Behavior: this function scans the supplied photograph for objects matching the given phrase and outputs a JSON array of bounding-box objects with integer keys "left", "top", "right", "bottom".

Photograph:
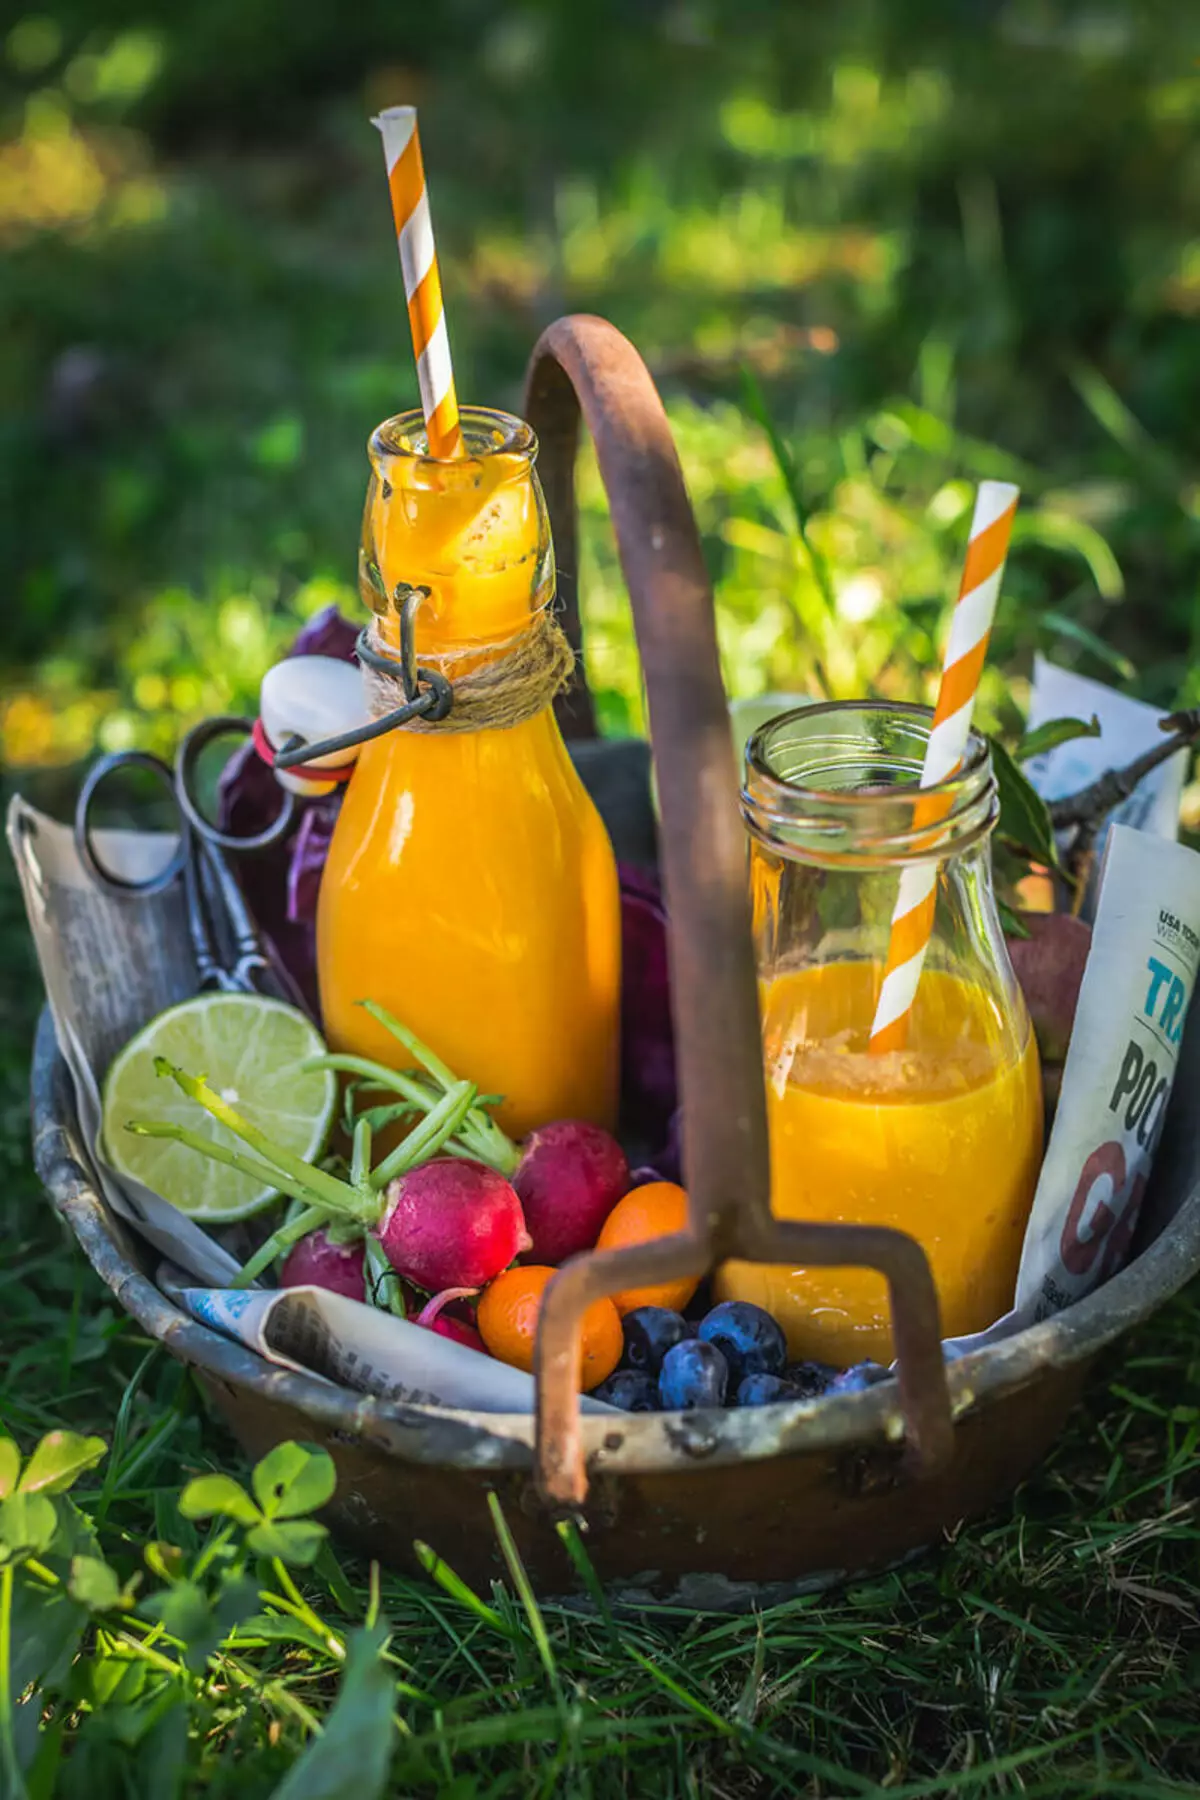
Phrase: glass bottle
[
  {"left": 717, "top": 700, "right": 1043, "bottom": 1365},
  {"left": 317, "top": 408, "right": 621, "bottom": 1139}
]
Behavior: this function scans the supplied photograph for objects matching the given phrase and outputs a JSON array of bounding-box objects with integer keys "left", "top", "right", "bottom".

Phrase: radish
[
  {"left": 416, "top": 1287, "right": 486, "bottom": 1354},
  {"left": 376, "top": 1158, "right": 530, "bottom": 1292},
  {"left": 314, "top": 1003, "right": 630, "bottom": 1264},
  {"left": 280, "top": 1228, "right": 366, "bottom": 1302},
  {"left": 512, "top": 1120, "right": 629, "bottom": 1264}
]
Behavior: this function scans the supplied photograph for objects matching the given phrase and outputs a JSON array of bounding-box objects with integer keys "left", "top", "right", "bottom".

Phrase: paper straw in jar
[
  {"left": 868, "top": 479, "right": 1020, "bottom": 1055},
  {"left": 372, "top": 105, "right": 462, "bottom": 458}
]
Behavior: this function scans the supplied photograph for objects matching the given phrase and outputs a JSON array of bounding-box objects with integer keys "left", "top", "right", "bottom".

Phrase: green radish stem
[
  {"left": 235, "top": 1203, "right": 329, "bottom": 1289},
  {"left": 125, "top": 1121, "right": 333, "bottom": 1212},
  {"left": 362, "top": 1003, "right": 519, "bottom": 1172},
  {"left": 305, "top": 1047, "right": 517, "bottom": 1173},
  {"left": 369, "top": 1080, "right": 479, "bottom": 1190},
  {"left": 364, "top": 1237, "right": 406, "bottom": 1318},
  {"left": 305, "top": 1054, "right": 441, "bottom": 1111},
  {"left": 149, "top": 1059, "right": 376, "bottom": 1223},
  {"left": 350, "top": 1117, "right": 372, "bottom": 1191},
  {"left": 361, "top": 1000, "right": 460, "bottom": 1088}
]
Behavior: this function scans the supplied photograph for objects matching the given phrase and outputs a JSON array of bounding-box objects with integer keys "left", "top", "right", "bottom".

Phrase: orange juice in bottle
[
  {"left": 718, "top": 701, "right": 1043, "bottom": 1365},
  {"left": 317, "top": 408, "right": 621, "bottom": 1138}
]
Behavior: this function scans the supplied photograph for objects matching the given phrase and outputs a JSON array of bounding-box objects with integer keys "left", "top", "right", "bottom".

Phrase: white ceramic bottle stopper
[{"left": 259, "top": 657, "right": 370, "bottom": 797}]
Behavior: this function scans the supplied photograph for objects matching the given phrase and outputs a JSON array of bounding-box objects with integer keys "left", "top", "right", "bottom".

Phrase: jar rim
[
  {"left": 741, "top": 698, "right": 997, "bottom": 868},
  {"left": 746, "top": 698, "right": 991, "bottom": 803},
  {"left": 369, "top": 406, "right": 536, "bottom": 464}
]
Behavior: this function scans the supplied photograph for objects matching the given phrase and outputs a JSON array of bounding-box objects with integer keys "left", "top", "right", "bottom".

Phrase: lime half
[{"left": 102, "top": 993, "right": 336, "bottom": 1222}]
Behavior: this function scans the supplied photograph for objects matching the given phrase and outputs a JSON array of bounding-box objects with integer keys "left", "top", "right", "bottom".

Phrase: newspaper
[
  {"left": 158, "top": 1270, "right": 612, "bottom": 1414},
  {"left": 9, "top": 798, "right": 244, "bottom": 1286},
  {"left": 8, "top": 796, "right": 606, "bottom": 1413},
  {"left": 1024, "top": 656, "right": 1187, "bottom": 917},
  {"left": 947, "top": 823, "right": 1200, "bottom": 1349}
]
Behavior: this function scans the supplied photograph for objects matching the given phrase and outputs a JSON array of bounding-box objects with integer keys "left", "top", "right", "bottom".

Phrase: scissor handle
[
  {"left": 74, "top": 752, "right": 190, "bottom": 898},
  {"left": 175, "top": 715, "right": 297, "bottom": 854}
]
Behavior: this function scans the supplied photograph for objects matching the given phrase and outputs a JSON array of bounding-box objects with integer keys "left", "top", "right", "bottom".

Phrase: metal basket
[{"left": 31, "top": 315, "right": 1200, "bottom": 1603}]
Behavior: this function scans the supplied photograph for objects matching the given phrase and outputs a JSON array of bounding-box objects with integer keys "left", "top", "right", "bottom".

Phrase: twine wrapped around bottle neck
[{"left": 361, "top": 608, "right": 576, "bottom": 734}]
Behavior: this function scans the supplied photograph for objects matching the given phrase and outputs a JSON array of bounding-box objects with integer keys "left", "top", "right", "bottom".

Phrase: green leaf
[
  {"left": 0, "top": 1492, "right": 58, "bottom": 1558},
  {"left": 48, "top": 1496, "right": 102, "bottom": 1565},
  {"left": 210, "top": 1575, "right": 260, "bottom": 1645},
  {"left": 142, "top": 1579, "right": 211, "bottom": 1640},
  {"left": 999, "top": 899, "right": 1032, "bottom": 940},
  {"left": 178, "top": 1474, "right": 260, "bottom": 1527},
  {"left": 246, "top": 1520, "right": 328, "bottom": 1566},
  {"left": 10, "top": 1582, "right": 86, "bottom": 1694},
  {"left": 989, "top": 736, "right": 1060, "bottom": 868},
  {"left": 68, "top": 1556, "right": 138, "bottom": 1613},
  {"left": 143, "top": 1574, "right": 253, "bottom": 1674},
  {"left": 18, "top": 1432, "right": 106, "bottom": 1497},
  {"left": 23, "top": 1710, "right": 66, "bottom": 1800},
  {"left": 144, "top": 1541, "right": 185, "bottom": 1584},
  {"left": 133, "top": 1700, "right": 189, "bottom": 1800},
  {"left": 1016, "top": 715, "right": 1102, "bottom": 762},
  {"left": 0, "top": 1441, "right": 19, "bottom": 1500},
  {"left": 251, "top": 1443, "right": 336, "bottom": 1521},
  {"left": 268, "top": 1624, "right": 395, "bottom": 1800}
]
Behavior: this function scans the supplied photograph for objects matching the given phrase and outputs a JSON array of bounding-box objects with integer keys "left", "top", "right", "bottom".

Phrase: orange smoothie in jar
[
  {"left": 317, "top": 409, "right": 621, "bottom": 1139},
  {"left": 716, "top": 960, "right": 1043, "bottom": 1365}
]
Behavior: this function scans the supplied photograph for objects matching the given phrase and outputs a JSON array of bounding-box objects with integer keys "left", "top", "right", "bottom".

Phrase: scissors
[{"left": 73, "top": 715, "right": 306, "bottom": 1010}]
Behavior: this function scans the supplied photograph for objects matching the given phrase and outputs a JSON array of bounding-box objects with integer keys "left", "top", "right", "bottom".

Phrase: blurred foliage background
[{"left": 2, "top": 0, "right": 1199, "bottom": 766}]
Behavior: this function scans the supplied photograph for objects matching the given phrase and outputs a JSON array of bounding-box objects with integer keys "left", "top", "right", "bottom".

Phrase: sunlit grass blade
[
  {"left": 486, "top": 1492, "right": 561, "bottom": 1702},
  {"left": 412, "top": 1541, "right": 511, "bottom": 1636}
]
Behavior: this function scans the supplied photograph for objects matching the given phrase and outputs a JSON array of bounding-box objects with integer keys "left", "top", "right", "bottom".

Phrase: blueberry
[
  {"left": 736, "top": 1373, "right": 803, "bottom": 1407},
  {"left": 828, "top": 1360, "right": 892, "bottom": 1395},
  {"left": 696, "top": 1301, "right": 787, "bottom": 1383},
  {"left": 784, "top": 1360, "right": 838, "bottom": 1399},
  {"left": 621, "top": 1307, "right": 694, "bottom": 1376},
  {"left": 658, "top": 1340, "right": 729, "bottom": 1411},
  {"left": 592, "top": 1370, "right": 660, "bottom": 1413}
]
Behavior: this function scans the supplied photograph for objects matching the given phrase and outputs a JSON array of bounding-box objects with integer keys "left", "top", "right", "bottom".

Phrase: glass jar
[
  {"left": 316, "top": 408, "right": 621, "bottom": 1138},
  {"left": 716, "top": 701, "right": 1044, "bottom": 1365}
]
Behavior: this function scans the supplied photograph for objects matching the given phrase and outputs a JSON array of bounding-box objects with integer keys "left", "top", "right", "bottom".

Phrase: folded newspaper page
[
  {"left": 946, "top": 823, "right": 1200, "bottom": 1350},
  {"left": 9, "top": 798, "right": 244, "bottom": 1286},
  {"left": 158, "top": 1270, "right": 613, "bottom": 1415}
]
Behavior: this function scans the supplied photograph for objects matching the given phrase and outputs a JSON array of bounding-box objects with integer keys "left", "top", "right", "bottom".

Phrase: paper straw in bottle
[
  {"left": 868, "top": 479, "right": 1020, "bottom": 1055},
  {"left": 372, "top": 106, "right": 462, "bottom": 458}
]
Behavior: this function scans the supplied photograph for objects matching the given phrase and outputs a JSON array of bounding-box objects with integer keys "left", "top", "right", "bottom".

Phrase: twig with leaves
[{"left": 1046, "top": 709, "right": 1200, "bottom": 908}]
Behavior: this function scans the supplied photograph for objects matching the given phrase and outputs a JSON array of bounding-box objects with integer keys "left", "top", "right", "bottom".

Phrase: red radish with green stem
[
  {"left": 127, "top": 1059, "right": 527, "bottom": 1295},
  {"left": 309, "top": 1002, "right": 631, "bottom": 1263},
  {"left": 377, "top": 1160, "right": 530, "bottom": 1291}
]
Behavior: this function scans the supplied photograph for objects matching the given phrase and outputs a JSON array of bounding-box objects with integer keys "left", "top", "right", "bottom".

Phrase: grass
[
  {"left": 3, "top": 848, "right": 1200, "bottom": 1795},
  {"left": 5, "top": 1, "right": 1200, "bottom": 1790}
]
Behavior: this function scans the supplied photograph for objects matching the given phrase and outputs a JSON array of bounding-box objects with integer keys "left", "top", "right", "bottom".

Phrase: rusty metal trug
[
  {"left": 29, "top": 312, "right": 1200, "bottom": 1599},
  {"left": 524, "top": 314, "right": 953, "bottom": 1508}
]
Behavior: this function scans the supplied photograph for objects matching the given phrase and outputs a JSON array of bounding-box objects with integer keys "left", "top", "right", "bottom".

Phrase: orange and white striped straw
[
  {"left": 372, "top": 106, "right": 462, "bottom": 458},
  {"left": 868, "top": 479, "right": 1020, "bottom": 1055}
]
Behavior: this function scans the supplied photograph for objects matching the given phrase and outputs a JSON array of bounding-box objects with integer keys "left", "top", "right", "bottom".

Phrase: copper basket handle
[{"left": 523, "top": 315, "right": 954, "bottom": 1507}]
